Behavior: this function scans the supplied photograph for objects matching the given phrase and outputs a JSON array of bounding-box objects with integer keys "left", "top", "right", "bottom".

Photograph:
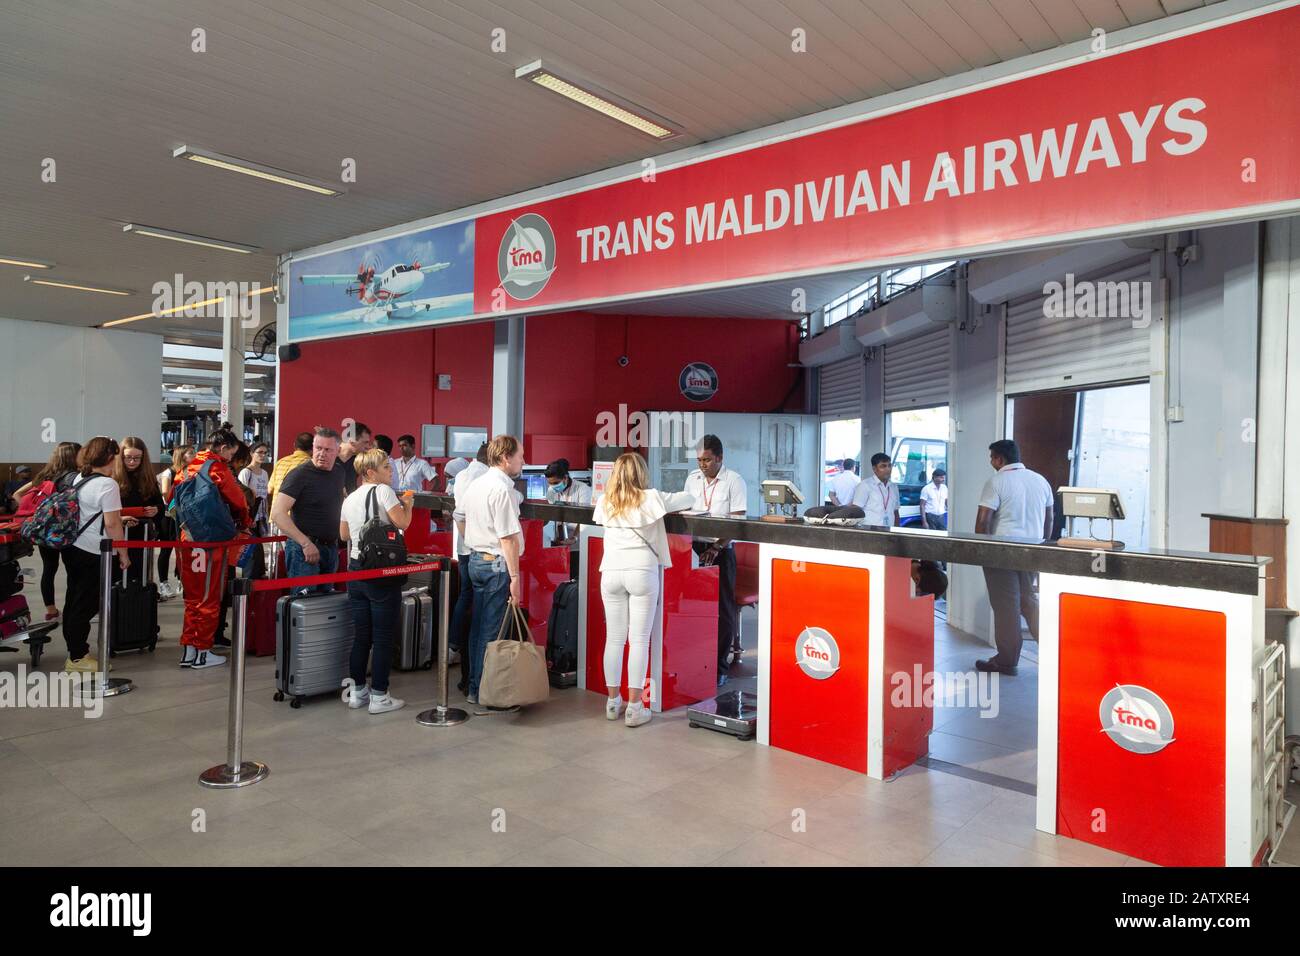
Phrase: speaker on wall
[{"left": 278, "top": 343, "right": 301, "bottom": 363}]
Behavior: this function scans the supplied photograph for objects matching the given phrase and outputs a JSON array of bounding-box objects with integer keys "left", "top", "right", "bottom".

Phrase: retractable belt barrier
[{"left": 198, "top": 553, "right": 462, "bottom": 790}]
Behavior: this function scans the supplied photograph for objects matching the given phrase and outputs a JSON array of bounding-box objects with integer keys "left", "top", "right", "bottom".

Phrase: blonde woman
[{"left": 592, "top": 452, "right": 695, "bottom": 727}]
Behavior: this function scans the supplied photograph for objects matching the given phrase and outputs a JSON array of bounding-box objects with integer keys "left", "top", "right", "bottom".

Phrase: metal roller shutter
[
  {"left": 819, "top": 355, "right": 863, "bottom": 418},
  {"left": 883, "top": 326, "right": 951, "bottom": 410},
  {"left": 1005, "top": 256, "right": 1152, "bottom": 395}
]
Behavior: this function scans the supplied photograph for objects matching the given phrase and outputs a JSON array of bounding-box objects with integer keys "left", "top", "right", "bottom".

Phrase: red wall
[
  {"left": 278, "top": 312, "right": 803, "bottom": 468},
  {"left": 276, "top": 322, "right": 495, "bottom": 467}
]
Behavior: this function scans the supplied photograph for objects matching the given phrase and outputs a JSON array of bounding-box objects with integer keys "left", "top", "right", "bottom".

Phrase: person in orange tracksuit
[{"left": 176, "top": 428, "right": 251, "bottom": 670}]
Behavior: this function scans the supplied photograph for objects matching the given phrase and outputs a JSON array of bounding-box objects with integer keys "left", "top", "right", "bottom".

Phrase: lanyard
[
  {"left": 701, "top": 475, "right": 720, "bottom": 512},
  {"left": 398, "top": 458, "right": 417, "bottom": 486}
]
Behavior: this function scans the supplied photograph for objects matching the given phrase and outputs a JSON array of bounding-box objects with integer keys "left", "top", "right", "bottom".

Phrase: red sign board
[{"left": 473, "top": 7, "right": 1300, "bottom": 315}]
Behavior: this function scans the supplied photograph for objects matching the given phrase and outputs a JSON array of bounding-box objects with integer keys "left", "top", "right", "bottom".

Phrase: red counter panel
[
  {"left": 769, "top": 559, "right": 872, "bottom": 774},
  {"left": 1056, "top": 593, "right": 1227, "bottom": 866}
]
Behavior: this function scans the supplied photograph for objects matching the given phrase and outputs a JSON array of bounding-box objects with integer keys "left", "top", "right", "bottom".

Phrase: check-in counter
[{"left": 415, "top": 492, "right": 1276, "bottom": 866}]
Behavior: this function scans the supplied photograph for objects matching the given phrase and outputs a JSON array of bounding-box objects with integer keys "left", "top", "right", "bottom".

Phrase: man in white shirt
[
  {"left": 390, "top": 434, "right": 439, "bottom": 495},
  {"left": 828, "top": 458, "right": 860, "bottom": 507},
  {"left": 684, "top": 435, "right": 748, "bottom": 684},
  {"left": 919, "top": 468, "right": 949, "bottom": 530},
  {"left": 460, "top": 435, "right": 525, "bottom": 710},
  {"left": 974, "top": 439, "right": 1054, "bottom": 676},
  {"left": 449, "top": 444, "right": 489, "bottom": 692},
  {"left": 851, "top": 453, "right": 900, "bottom": 527}
]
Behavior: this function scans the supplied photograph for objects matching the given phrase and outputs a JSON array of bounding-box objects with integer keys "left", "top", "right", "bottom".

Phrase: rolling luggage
[
  {"left": 273, "top": 590, "right": 354, "bottom": 708},
  {"left": 110, "top": 524, "right": 158, "bottom": 656},
  {"left": 245, "top": 542, "right": 283, "bottom": 657},
  {"left": 545, "top": 580, "right": 579, "bottom": 688},
  {"left": 393, "top": 586, "right": 434, "bottom": 671}
]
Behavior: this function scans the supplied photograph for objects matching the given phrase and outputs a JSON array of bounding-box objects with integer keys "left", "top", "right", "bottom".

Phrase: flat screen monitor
[
  {"left": 447, "top": 426, "right": 488, "bottom": 457},
  {"left": 524, "top": 474, "right": 549, "bottom": 500}
]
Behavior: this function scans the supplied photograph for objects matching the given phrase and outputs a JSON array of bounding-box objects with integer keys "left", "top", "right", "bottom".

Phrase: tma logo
[
  {"left": 1099, "top": 683, "right": 1175, "bottom": 754},
  {"left": 678, "top": 362, "right": 719, "bottom": 402},
  {"left": 795, "top": 626, "right": 839, "bottom": 680},
  {"left": 50, "top": 886, "right": 151, "bottom": 936},
  {"left": 497, "top": 213, "right": 556, "bottom": 300}
]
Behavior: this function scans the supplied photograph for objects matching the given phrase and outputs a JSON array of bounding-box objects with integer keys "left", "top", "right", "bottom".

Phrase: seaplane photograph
[{"left": 288, "top": 220, "right": 474, "bottom": 341}]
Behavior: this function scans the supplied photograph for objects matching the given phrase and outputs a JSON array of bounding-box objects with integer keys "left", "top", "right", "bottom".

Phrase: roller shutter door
[
  {"left": 819, "top": 355, "right": 863, "bottom": 418},
  {"left": 883, "top": 326, "right": 951, "bottom": 410}
]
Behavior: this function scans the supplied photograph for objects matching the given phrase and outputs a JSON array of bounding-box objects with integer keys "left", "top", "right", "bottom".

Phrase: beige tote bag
[{"left": 479, "top": 602, "right": 551, "bottom": 708}]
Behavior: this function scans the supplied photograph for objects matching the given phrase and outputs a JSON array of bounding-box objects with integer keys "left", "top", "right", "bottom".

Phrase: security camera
[{"left": 617, "top": 355, "right": 630, "bottom": 367}]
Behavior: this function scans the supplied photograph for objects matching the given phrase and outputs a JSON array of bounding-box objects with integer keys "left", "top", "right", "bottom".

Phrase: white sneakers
[
  {"left": 341, "top": 678, "right": 369, "bottom": 709},
  {"left": 158, "top": 581, "right": 180, "bottom": 601},
  {"left": 341, "top": 678, "right": 404, "bottom": 714},
  {"left": 624, "top": 701, "right": 652, "bottom": 728},
  {"left": 179, "top": 646, "right": 196, "bottom": 667},
  {"left": 188, "top": 648, "right": 227, "bottom": 669},
  {"left": 605, "top": 696, "right": 625, "bottom": 720},
  {"left": 367, "top": 692, "right": 405, "bottom": 715}
]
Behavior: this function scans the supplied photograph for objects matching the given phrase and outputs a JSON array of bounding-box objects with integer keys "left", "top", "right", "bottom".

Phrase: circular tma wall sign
[
  {"left": 679, "top": 362, "right": 719, "bottom": 402},
  {"left": 795, "top": 626, "right": 840, "bottom": 680},
  {"left": 1099, "top": 684, "right": 1175, "bottom": 754},
  {"left": 497, "top": 213, "right": 556, "bottom": 300}
]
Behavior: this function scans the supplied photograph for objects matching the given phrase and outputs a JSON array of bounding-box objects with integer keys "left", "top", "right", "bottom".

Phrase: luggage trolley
[{"left": 0, "top": 528, "right": 56, "bottom": 668}]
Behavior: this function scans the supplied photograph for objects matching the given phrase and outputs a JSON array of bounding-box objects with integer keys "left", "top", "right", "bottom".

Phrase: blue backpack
[{"left": 170, "top": 459, "right": 237, "bottom": 543}]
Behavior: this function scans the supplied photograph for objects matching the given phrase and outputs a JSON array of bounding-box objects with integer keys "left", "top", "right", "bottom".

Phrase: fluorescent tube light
[
  {"left": 515, "top": 61, "right": 677, "bottom": 139},
  {"left": 24, "top": 275, "right": 133, "bottom": 296},
  {"left": 172, "top": 145, "right": 343, "bottom": 196},
  {"left": 123, "top": 223, "right": 260, "bottom": 254}
]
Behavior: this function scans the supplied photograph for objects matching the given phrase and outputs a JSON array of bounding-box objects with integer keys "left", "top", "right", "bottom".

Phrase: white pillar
[
  {"left": 1258, "top": 219, "right": 1291, "bottom": 518},
  {"left": 492, "top": 315, "right": 525, "bottom": 439},
  {"left": 220, "top": 298, "right": 244, "bottom": 436}
]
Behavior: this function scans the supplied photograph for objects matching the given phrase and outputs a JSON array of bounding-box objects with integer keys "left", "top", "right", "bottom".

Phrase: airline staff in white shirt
[
  {"left": 919, "top": 469, "right": 949, "bottom": 530},
  {"left": 460, "top": 434, "right": 526, "bottom": 710},
  {"left": 544, "top": 458, "right": 593, "bottom": 546},
  {"left": 449, "top": 443, "right": 490, "bottom": 693},
  {"left": 390, "top": 434, "right": 439, "bottom": 494},
  {"left": 828, "top": 458, "right": 860, "bottom": 507},
  {"left": 851, "top": 453, "right": 901, "bottom": 527},
  {"left": 974, "top": 439, "right": 1054, "bottom": 676},
  {"left": 683, "top": 435, "right": 747, "bottom": 683}
]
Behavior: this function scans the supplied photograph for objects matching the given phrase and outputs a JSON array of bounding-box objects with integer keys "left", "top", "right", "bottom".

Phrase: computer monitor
[
  {"left": 524, "top": 474, "right": 549, "bottom": 500},
  {"left": 446, "top": 426, "right": 487, "bottom": 457}
]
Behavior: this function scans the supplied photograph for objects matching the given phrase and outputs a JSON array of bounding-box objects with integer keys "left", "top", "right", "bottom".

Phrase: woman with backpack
[
  {"left": 59, "top": 437, "right": 129, "bottom": 673},
  {"left": 114, "top": 437, "right": 165, "bottom": 588},
  {"left": 591, "top": 452, "right": 696, "bottom": 728},
  {"left": 10, "top": 442, "right": 81, "bottom": 623},
  {"left": 337, "top": 449, "right": 413, "bottom": 714},
  {"left": 156, "top": 445, "right": 193, "bottom": 599},
  {"left": 175, "top": 429, "right": 251, "bottom": 670}
]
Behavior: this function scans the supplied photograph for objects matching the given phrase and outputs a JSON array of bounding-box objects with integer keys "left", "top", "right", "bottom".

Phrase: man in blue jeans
[
  {"left": 271, "top": 426, "right": 348, "bottom": 594},
  {"left": 450, "top": 442, "right": 490, "bottom": 693},
  {"left": 460, "top": 434, "right": 525, "bottom": 714}
]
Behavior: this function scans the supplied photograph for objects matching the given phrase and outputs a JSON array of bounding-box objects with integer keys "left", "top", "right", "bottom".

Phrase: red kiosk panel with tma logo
[{"left": 1056, "top": 594, "right": 1227, "bottom": 866}]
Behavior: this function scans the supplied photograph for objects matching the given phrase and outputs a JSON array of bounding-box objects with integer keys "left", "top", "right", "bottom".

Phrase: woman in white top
[
  {"left": 61, "top": 436, "right": 129, "bottom": 674},
  {"left": 238, "top": 442, "right": 271, "bottom": 535},
  {"left": 338, "top": 449, "right": 414, "bottom": 715},
  {"left": 592, "top": 452, "right": 695, "bottom": 727}
]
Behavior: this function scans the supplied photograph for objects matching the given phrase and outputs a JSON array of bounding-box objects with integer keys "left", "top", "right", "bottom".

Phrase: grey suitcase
[
  {"left": 273, "top": 591, "right": 354, "bottom": 708},
  {"left": 393, "top": 586, "right": 434, "bottom": 671}
]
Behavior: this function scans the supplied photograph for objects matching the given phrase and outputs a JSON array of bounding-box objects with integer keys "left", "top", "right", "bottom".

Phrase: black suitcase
[
  {"left": 393, "top": 586, "right": 434, "bottom": 670},
  {"left": 110, "top": 525, "right": 158, "bottom": 656},
  {"left": 545, "top": 580, "right": 579, "bottom": 688}
]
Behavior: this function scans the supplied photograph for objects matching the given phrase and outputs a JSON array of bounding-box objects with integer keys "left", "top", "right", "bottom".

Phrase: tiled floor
[{"left": 3, "top": 567, "right": 1296, "bottom": 867}]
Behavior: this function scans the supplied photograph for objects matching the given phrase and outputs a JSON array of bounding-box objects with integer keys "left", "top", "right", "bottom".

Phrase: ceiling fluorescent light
[
  {"left": 102, "top": 286, "right": 274, "bottom": 328},
  {"left": 0, "top": 255, "right": 55, "bottom": 270},
  {"left": 123, "top": 223, "right": 260, "bottom": 254},
  {"left": 24, "top": 275, "right": 133, "bottom": 296},
  {"left": 514, "top": 61, "right": 677, "bottom": 139},
  {"left": 172, "top": 145, "right": 343, "bottom": 196}
]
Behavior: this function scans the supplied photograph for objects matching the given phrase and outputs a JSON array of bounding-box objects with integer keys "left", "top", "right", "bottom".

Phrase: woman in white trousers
[{"left": 592, "top": 452, "right": 695, "bottom": 727}]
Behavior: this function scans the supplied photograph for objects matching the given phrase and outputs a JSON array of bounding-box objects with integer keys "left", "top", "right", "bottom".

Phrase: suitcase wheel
[
  {"left": 273, "top": 690, "right": 284, "bottom": 702},
  {"left": 290, "top": 697, "right": 303, "bottom": 709}
]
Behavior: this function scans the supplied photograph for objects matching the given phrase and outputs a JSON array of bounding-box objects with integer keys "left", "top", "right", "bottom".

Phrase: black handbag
[{"left": 356, "top": 487, "right": 408, "bottom": 583}]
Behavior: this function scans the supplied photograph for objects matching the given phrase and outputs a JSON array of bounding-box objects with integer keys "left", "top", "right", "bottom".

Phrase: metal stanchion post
[
  {"left": 418, "top": 558, "right": 469, "bottom": 727},
  {"left": 200, "top": 577, "right": 269, "bottom": 788},
  {"left": 76, "top": 538, "right": 134, "bottom": 699}
]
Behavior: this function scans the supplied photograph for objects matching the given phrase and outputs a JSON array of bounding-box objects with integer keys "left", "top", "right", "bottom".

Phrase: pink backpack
[{"left": 14, "top": 480, "right": 57, "bottom": 519}]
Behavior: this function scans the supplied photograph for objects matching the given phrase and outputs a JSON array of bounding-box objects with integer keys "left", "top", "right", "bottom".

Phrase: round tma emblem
[
  {"left": 679, "top": 362, "right": 718, "bottom": 402},
  {"left": 795, "top": 626, "right": 840, "bottom": 680},
  {"left": 1099, "top": 684, "right": 1175, "bottom": 754},
  {"left": 497, "top": 213, "right": 556, "bottom": 300}
]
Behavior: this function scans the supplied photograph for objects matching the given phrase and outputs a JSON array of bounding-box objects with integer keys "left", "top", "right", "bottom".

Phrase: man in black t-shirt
[{"left": 271, "top": 426, "right": 347, "bottom": 594}]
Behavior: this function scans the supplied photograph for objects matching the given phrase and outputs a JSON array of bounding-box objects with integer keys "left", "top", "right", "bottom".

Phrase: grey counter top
[{"left": 415, "top": 493, "right": 1268, "bottom": 595}]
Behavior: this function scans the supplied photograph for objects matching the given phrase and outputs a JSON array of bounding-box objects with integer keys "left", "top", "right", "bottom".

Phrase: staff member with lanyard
[
  {"left": 544, "top": 458, "right": 592, "bottom": 547},
  {"left": 684, "top": 435, "right": 747, "bottom": 686},
  {"left": 391, "top": 433, "right": 439, "bottom": 495},
  {"left": 851, "top": 452, "right": 900, "bottom": 527}
]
